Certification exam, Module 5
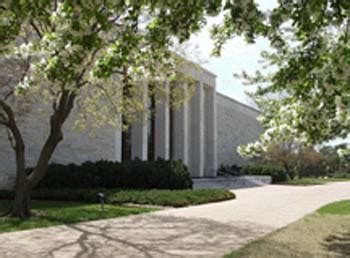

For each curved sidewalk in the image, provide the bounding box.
[0,182,349,258]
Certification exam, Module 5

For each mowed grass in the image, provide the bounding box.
[280,177,350,186]
[0,188,236,207]
[225,200,350,258]
[0,189,235,234]
[0,200,156,234]
[318,200,350,215]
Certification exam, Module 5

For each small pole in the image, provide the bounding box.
[97,192,105,211]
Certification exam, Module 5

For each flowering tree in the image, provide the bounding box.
[211,0,350,158]
[0,0,230,217]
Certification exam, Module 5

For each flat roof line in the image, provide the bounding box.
[216,92,260,113]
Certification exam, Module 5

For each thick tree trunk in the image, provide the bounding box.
[10,137,62,218]
[10,185,31,218]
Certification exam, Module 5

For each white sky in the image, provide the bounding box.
[187,0,278,106]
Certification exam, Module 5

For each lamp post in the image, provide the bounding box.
[97,192,105,211]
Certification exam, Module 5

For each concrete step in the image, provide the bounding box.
[193,176,272,190]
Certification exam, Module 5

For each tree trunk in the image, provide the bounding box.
[283,162,293,180]
[10,184,31,218]
[10,136,61,218]
[2,91,76,218]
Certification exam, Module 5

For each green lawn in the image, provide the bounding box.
[225,200,350,258]
[318,200,350,215]
[0,200,156,234]
[279,177,350,186]
[0,188,235,207]
[0,189,235,234]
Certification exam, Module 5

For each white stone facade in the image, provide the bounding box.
[216,93,262,166]
[0,65,261,189]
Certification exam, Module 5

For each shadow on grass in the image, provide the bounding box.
[225,238,315,258]
[322,231,350,256]
[0,200,154,234]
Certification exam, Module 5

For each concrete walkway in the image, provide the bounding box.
[0,182,350,258]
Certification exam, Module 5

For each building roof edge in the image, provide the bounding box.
[216,92,260,113]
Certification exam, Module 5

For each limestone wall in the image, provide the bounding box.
[0,92,262,189]
[216,93,262,167]
[0,105,119,189]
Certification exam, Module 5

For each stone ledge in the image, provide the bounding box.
[193,176,272,190]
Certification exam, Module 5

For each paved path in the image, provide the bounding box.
[0,182,349,258]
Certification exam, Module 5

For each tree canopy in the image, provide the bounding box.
[211,0,350,156]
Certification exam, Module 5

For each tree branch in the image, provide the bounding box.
[28,90,76,188]
[6,128,16,150]
[29,19,43,39]
[0,111,8,125]
[0,99,26,179]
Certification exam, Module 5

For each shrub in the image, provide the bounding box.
[218,164,242,176]
[35,158,192,190]
[241,164,287,183]
[330,172,350,179]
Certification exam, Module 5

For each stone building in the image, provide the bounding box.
[0,64,261,189]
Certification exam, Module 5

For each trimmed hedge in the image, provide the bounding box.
[241,164,287,183]
[0,188,235,207]
[33,159,192,190]
[330,172,350,179]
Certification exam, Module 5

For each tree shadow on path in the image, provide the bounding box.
[0,214,273,258]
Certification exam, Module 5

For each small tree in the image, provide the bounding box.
[259,141,299,180]
[297,147,326,178]
[320,144,350,174]
[245,140,329,179]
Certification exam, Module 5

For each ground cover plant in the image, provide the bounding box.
[0,188,235,208]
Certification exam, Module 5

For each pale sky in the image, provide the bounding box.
[188,0,278,106]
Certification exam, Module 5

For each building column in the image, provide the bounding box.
[131,82,148,160]
[155,82,170,159]
[190,81,204,177]
[204,87,217,177]
[115,116,122,162]
[114,85,123,162]
[173,82,189,165]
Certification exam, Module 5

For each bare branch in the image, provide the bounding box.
[6,128,16,150]
[4,89,14,101]
[29,19,43,39]
[0,100,14,121]
[0,99,26,177]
